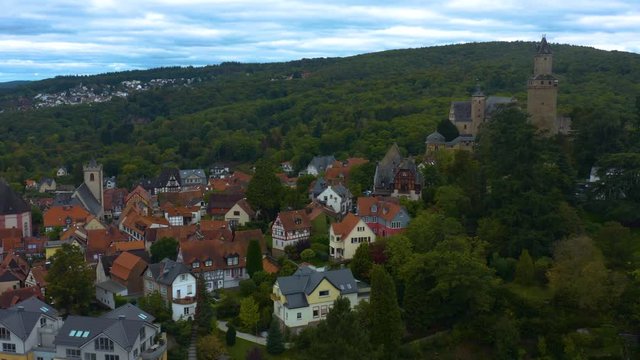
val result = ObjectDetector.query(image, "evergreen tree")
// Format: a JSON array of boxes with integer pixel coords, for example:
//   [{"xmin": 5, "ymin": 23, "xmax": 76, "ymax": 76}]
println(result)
[
  {"xmin": 239, "ymin": 297, "xmax": 260, "ymax": 335},
  {"xmin": 266, "ymin": 318, "xmax": 285, "ymax": 355},
  {"xmin": 350, "ymin": 242, "xmax": 372, "ymax": 281},
  {"xmin": 46, "ymin": 243, "xmax": 94, "ymax": 315},
  {"xmin": 246, "ymin": 239, "xmax": 263, "ymax": 278},
  {"xmin": 369, "ymin": 265, "xmax": 403, "ymax": 359},
  {"xmin": 195, "ymin": 276, "xmax": 215, "ymax": 335},
  {"xmin": 515, "ymin": 249, "xmax": 535, "ymax": 285},
  {"xmin": 247, "ymin": 160, "xmax": 283, "ymax": 221},
  {"xmin": 226, "ymin": 325, "xmax": 237, "ymax": 346}
]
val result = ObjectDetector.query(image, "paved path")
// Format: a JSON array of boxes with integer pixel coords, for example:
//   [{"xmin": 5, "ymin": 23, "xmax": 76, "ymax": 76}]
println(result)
[
  {"xmin": 217, "ymin": 320, "xmax": 267, "ymax": 346},
  {"xmin": 188, "ymin": 324, "xmax": 198, "ymax": 360}
]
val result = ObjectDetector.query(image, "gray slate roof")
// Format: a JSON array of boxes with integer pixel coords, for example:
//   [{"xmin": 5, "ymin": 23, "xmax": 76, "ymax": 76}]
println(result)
[
  {"xmin": 276, "ymin": 267, "xmax": 358, "ymax": 309},
  {"xmin": 307, "ymin": 156, "xmax": 336, "ymax": 172},
  {"xmin": 55, "ymin": 315, "xmax": 145, "ymax": 350},
  {"xmin": 373, "ymin": 144, "xmax": 403, "ymax": 189},
  {"xmin": 537, "ymin": 36, "xmax": 552, "ymax": 54},
  {"xmin": 0, "ymin": 180, "xmax": 30, "ymax": 215},
  {"xmin": 310, "ymin": 177, "xmax": 328, "ymax": 198},
  {"xmin": 10, "ymin": 297, "xmax": 58, "ymax": 318},
  {"xmin": 426, "ymin": 131, "xmax": 446, "ymax": 144},
  {"xmin": 73, "ymin": 183, "xmax": 102, "ymax": 216},
  {"xmin": 102, "ymin": 303, "xmax": 155, "ymax": 324},
  {"xmin": 0, "ymin": 309, "xmax": 40, "ymax": 340},
  {"xmin": 332, "ymin": 184, "xmax": 352, "ymax": 199},
  {"xmin": 148, "ymin": 258, "xmax": 191, "ymax": 286},
  {"xmin": 179, "ymin": 169, "xmax": 206, "ymax": 180}
]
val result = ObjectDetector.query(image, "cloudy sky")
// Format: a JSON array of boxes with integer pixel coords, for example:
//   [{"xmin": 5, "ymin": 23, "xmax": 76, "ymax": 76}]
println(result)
[{"xmin": 1, "ymin": 0, "xmax": 639, "ymax": 81}]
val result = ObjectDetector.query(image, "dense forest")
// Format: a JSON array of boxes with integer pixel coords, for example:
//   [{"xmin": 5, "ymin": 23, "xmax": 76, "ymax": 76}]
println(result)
[{"xmin": 3, "ymin": 41, "xmax": 640, "ymax": 358}]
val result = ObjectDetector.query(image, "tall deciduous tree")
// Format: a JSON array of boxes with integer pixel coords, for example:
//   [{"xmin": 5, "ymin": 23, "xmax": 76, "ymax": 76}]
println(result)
[
  {"xmin": 246, "ymin": 239, "xmax": 263, "ymax": 278},
  {"xmin": 150, "ymin": 237, "xmax": 178, "ymax": 263},
  {"xmin": 266, "ymin": 318, "xmax": 285, "ymax": 355},
  {"xmin": 369, "ymin": 265, "xmax": 403, "ymax": 359},
  {"xmin": 350, "ymin": 242, "xmax": 372, "ymax": 281},
  {"xmin": 46, "ymin": 243, "xmax": 93, "ymax": 315},
  {"xmin": 239, "ymin": 297, "xmax": 260, "ymax": 335},
  {"xmin": 246, "ymin": 159, "xmax": 283, "ymax": 221}
]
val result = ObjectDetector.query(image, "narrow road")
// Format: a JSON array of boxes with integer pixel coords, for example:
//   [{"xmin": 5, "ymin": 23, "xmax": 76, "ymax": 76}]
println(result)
[{"xmin": 217, "ymin": 320, "xmax": 267, "ymax": 346}]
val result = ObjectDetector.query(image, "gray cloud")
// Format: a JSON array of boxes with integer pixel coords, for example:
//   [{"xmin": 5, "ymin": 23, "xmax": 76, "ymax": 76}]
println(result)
[{"xmin": 0, "ymin": 0, "xmax": 639, "ymax": 81}]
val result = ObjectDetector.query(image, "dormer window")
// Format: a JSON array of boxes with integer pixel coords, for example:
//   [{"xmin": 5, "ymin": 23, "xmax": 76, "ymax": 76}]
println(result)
[
  {"xmin": 205, "ymin": 260, "xmax": 212, "ymax": 267},
  {"xmin": 226, "ymin": 256, "xmax": 239, "ymax": 266},
  {"xmin": 192, "ymin": 262, "xmax": 200, "ymax": 269}
]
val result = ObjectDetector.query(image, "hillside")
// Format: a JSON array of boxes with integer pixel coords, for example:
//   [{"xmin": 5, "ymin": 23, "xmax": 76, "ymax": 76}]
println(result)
[{"xmin": 0, "ymin": 41, "xmax": 639, "ymax": 186}]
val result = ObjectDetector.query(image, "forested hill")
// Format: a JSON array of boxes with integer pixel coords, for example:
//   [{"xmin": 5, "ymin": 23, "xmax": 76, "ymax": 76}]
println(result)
[{"xmin": 1, "ymin": 41, "xmax": 639, "ymax": 186}]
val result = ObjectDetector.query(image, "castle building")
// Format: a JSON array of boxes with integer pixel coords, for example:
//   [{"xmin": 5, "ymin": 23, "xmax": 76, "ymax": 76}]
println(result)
[
  {"xmin": 373, "ymin": 144, "xmax": 423, "ymax": 201},
  {"xmin": 448, "ymin": 87, "xmax": 516, "ymax": 138}
]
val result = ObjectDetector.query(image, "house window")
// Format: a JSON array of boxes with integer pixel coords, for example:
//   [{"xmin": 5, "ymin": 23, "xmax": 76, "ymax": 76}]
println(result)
[
  {"xmin": 319, "ymin": 290, "xmax": 329, "ymax": 297},
  {"xmin": 38, "ymin": 357, "xmax": 45, "ymax": 360},
  {"xmin": 0, "ymin": 327, "xmax": 10, "ymax": 339},
  {"xmin": 321, "ymin": 305, "xmax": 328, "ymax": 316},
  {"xmin": 160, "ymin": 287, "xmax": 167, "ymax": 295},
  {"xmin": 84, "ymin": 353, "xmax": 97, "ymax": 360},
  {"xmin": 90, "ymin": 173, "xmax": 95, "ymax": 182},
  {"xmin": 192, "ymin": 262, "xmax": 200, "ymax": 269},
  {"xmin": 40, "ymin": 318, "xmax": 46, "ymax": 327},
  {"xmin": 180, "ymin": 274, "xmax": 186, "ymax": 281},
  {"xmin": 133, "ymin": 349, "xmax": 139, "ymax": 358},
  {"xmin": 187, "ymin": 285, "xmax": 193, "ymax": 295},
  {"xmin": 297, "ymin": 312, "xmax": 302, "ymax": 320},
  {"xmin": 205, "ymin": 260, "xmax": 212, "ymax": 267},
  {"xmin": 66, "ymin": 348, "xmax": 81, "ymax": 358},
  {"xmin": 95, "ymin": 337, "xmax": 114, "ymax": 351},
  {"xmin": 233, "ymin": 211, "xmax": 240, "ymax": 216},
  {"xmin": 2, "ymin": 343, "xmax": 16, "ymax": 353},
  {"xmin": 313, "ymin": 306, "xmax": 319, "ymax": 318},
  {"xmin": 184, "ymin": 307, "xmax": 190, "ymax": 315},
  {"xmin": 104, "ymin": 355, "xmax": 119, "ymax": 360}
]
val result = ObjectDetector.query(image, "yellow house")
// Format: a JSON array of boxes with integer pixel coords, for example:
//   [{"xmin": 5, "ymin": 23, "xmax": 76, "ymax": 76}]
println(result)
[
  {"xmin": 45, "ymin": 240, "xmax": 81, "ymax": 260},
  {"xmin": 224, "ymin": 199, "xmax": 255, "ymax": 228},
  {"xmin": 272, "ymin": 266, "xmax": 366, "ymax": 333},
  {"xmin": 329, "ymin": 213, "xmax": 376, "ymax": 260}
]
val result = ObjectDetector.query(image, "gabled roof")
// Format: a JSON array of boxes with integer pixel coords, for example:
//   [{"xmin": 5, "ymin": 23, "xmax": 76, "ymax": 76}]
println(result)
[
  {"xmin": 156, "ymin": 168, "xmax": 182, "ymax": 187},
  {"xmin": 110, "ymin": 252, "xmax": 147, "ymax": 282},
  {"xmin": 357, "ymin": 197, "xmax": 406, "ymax": 222},
  {"xmin": 179, "ymin": 169, "xmax": 206, "ymax": 180},
  {"xmin": 276, "ymin": 267, "xmax": 358, "ymax": 309},
  {"xmin": 309, "ymin": 177, "xmax": 328, "ymax": 197},
  {"xmin": 426, "ymin": 131, "xmax": 446, "ymax": 144},
  {"xmin": 330, "ymin": 213, "xmax": 362, "ymax": 238},
  {"xmin": 112, "ymin": 241, "xmax": 145, "ymax": 253},
  {"xmin": 102, "ymin": 303, "xmax": 155, "ymax": 323},
  {"xmin": 307, "ymin": 156, "xmax": 336, "ymax": 172},
  {"xmin": 55, "ymin": 313, "xmax": 149, "ymax": 350},
  {"xmin": 0, "ymin": 180, "xmax": 30, "ymax": 215},
  {"xmin": 233, "ymin": 199, "xmax": 255, "ymax": 218},
  {"xmin": 96, "ymin": 279, "xmax": 127, "ymax": 293},
  {"xmin": 147, "ymin": 258, "xmax": 191, "ymax": 286},
  {"xmin": 275, "ymin": 210, "xmax": 311, "ymax": 232},
  {"xmin": 44, "ymin": 205, "xmax": 91, "ymax": 228},
  {"xmin": 208, "ymin": 193, "xmax": 245, "ymax": 213},
  {"xmin": 0, "ymin": 305, "xmax": 42, "ymax": 340},
  {"xmin": 0, "ymin": 287, "xmax": 44, "ymax": 309},
  {"xmin": 10, "ymin": 296, "xmax": 55, "ymax": 317},
  {"xmin": 103, "ymin": 188, "xmax": 128, "ymax": 211},
  {"xmin": 73, "ymin": 183, "xmax": 102, "ymax": 216}
]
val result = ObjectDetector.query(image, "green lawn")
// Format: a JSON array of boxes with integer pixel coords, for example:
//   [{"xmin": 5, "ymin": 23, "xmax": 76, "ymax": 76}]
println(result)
[{"xmin": 216, "ymin": 330, "xmax": 294, "ymax": 360}]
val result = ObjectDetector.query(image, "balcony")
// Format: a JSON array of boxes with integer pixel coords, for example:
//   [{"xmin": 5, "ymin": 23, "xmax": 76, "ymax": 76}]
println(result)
[
  {"xmin": 172, "ymin": 296, "xmax": 196, "ymax": 305},
  {"xmin": 141, "ymin": 333, "xmax": 167, "ymax": 360}
]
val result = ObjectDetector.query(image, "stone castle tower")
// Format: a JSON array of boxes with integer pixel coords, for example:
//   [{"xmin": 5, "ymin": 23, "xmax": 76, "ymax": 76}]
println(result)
[
  {"xmin": 470, "ymin": 86, "xmax": 486, "ymax": 135},
  {"xmin": 527, "ymin": 36, "xmax": 559, "ymax": 134},
  {"xmin": 83, "ymin": 159, "xmax": 104, "ymax": 209}
]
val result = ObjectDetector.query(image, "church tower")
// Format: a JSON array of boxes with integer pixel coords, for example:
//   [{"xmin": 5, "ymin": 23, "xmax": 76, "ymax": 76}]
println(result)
[
  {"xmin": 527, "ymin": 36, "xmax": 558, "ymax": 134},
  {"xmin": 470, "ymin": 86, "xmax": 486, "ymax": 136},
  {"xmin": 83, "ymin": 159, "xmax": 104, "ymax": 209}
]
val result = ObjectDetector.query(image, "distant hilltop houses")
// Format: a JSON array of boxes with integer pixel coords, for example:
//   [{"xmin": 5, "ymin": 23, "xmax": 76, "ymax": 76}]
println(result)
[{"xmin": 26, "ymin": 77, "xmax": 203, "ymax": 110}]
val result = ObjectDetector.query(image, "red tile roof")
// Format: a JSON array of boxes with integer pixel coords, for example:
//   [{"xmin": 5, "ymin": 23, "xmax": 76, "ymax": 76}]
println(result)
[
  {"xmin": 330, "ymin": 213, "xmax": 361, "ymax": 238},
  {"xmin": 110, "ymin": 252, "xmax": 147, "ymax": 282},
  {"xmin": 275, "ymin": 210, "xmax": 311, "ymax": 232},
  {"xmin": 0, "ymin": 286, "xmax": 43, "ymax": 309},
  {"xmin": 357, "ymin": 197, "xmax": 403, "ymax": 222},
  {"xmin": 44, "ymin": 205, "xmax": 91, "ymax": 228}
]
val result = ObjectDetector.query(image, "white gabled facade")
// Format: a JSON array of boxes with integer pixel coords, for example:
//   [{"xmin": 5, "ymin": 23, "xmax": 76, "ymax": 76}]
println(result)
[
  {"xmin": 170, "ymin": 272, "xmax": 197, "ymax": 321},
  {"xmin": 317, "ymin": 186, "xmax": 351, "ymax": 215}
]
